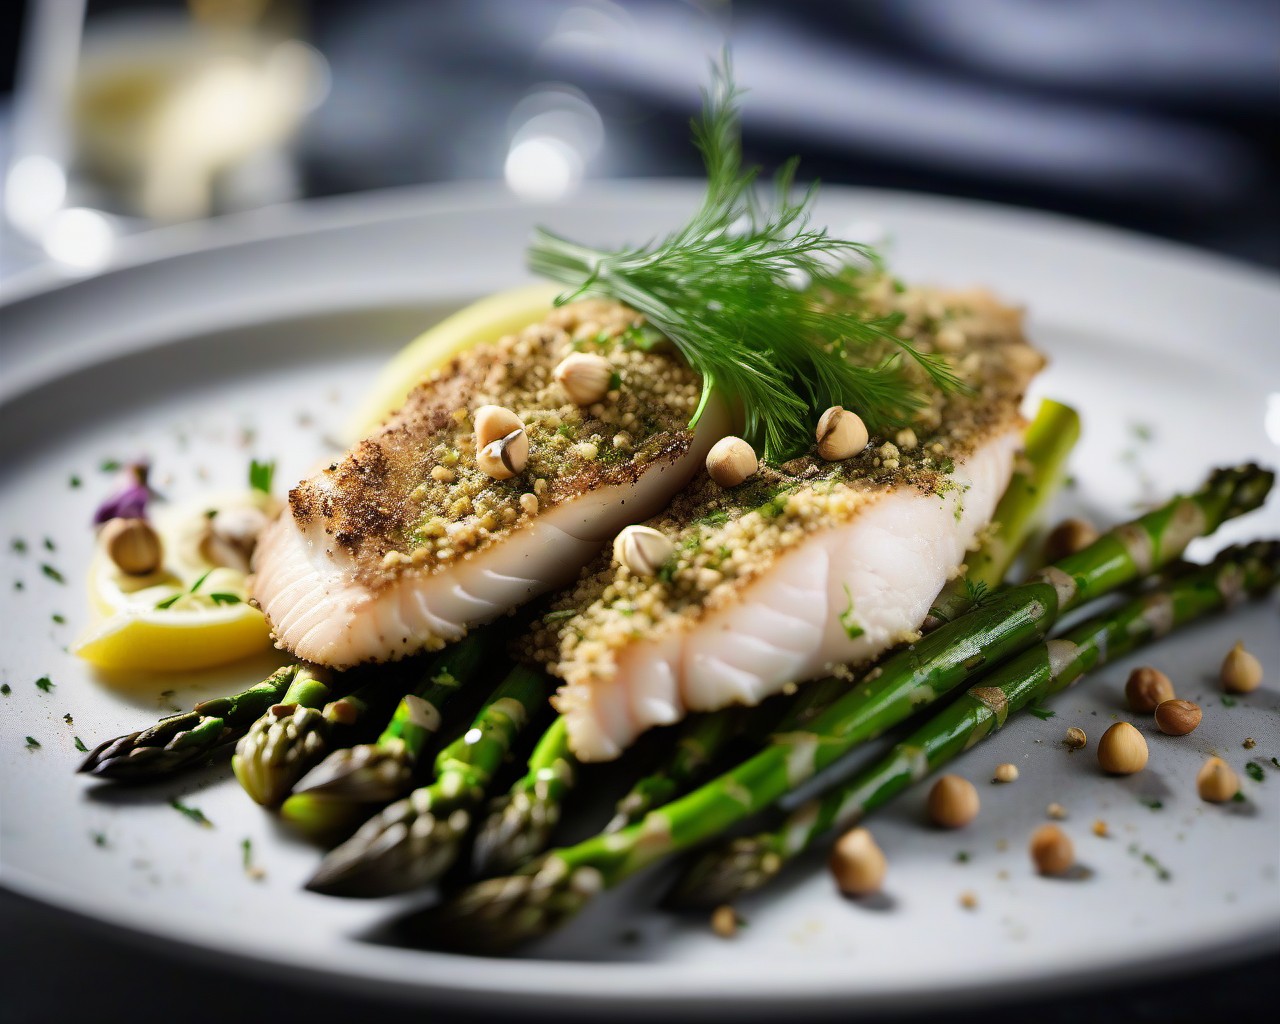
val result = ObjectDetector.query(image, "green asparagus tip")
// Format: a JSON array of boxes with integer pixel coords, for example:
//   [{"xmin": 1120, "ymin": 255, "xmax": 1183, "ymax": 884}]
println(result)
[
  {"xmin": 471, "ymin": 790, "xmax": 563, "ymax": 878},
  {"xmin": 663, "ymin": 834, "xmax": 784, "ymax": 911},
  {"xmin": 305, "ymin": 802, "xmax": 473, "ymax": 898},
  {"xmin": 406, "ymin": 856, "xmax": 604, "ymax": 954},
  {"xmin": 290, "ymin": 744, "xmax": 411, "ymax": 803},
  {"xmin": 233, "ymin": 704, "xmax": 329, "ymax": 807}
]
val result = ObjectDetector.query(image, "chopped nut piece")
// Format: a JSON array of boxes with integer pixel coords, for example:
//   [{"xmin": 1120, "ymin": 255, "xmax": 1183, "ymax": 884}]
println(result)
[
  {"xmin": 1220, "ymin": 641, "xmax": 1263, "ymax": 693},
  {"xmin": 1097, "ymin": 722, "xmax": 1148, "ymax": 775},
  {"xmin": 1029, "ymin": 825, "xmax": 1074, "ymax": 875},
  {"xmin": 705, "ymin": 436, "xmax": 758, "ymax": 488},
  {"xmin": 815, "ymin": 406, "xmax": 869, "ymax": 461},
  {"xmin": 1153, "ymin": 698, "xmax": 1201, "ymax": 736},
  {"xmin": 1092, "ymin": 819, "xmax": 1109, "ymax": 838},
  {"xmin": 1046, "ymin": 802, "xmax": 1067, "ymax": 820},
  {"xmin": 1064, "ymin": 726, "xmax": 1087, "ymax": 749},
  {"xmin": 102, "ymin": 517, "xmax": 163, "ymax": 576},
  {"xmin": 1243, "ymin": 737, "xmax": 1256, "ymax": 750},
  {"xmin": 993, "ymin": 763, "xmax": 1019, "ymax": 783},
  {"xmin": 710, "ymin": 904, "xmax": 739, "ymax": 938},
  {"xmin": 1125, "ymin": 666, "xmax": 1175, "ymax": 713},
  {"xmin": 829, "ymin": 826, "xmax": 887, "ymax": 896},
  {"xmin": 927, "ymin": 775, "xmax": 980, "ymax": 828},
  {"xmin": 1196, "ymin": 757, "xmax": 1240, "ymax": 803},
  {"xmin": 613, "ymin": 525, "xmax": 674, "ymax": 577},
  {"xmin": 959, "ymin": 890, "xmax": 978, "ymax": 910},
  {"xmin": 1042, "ymin": 517, "xmax": 1099, "ymax": 562}
]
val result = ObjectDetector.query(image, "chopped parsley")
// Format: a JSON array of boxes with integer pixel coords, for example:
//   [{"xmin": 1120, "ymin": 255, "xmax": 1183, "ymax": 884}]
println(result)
[
  {"xmin": 171, "ymin": 799, "xmax": 213, "ymax": 827},
  {"xmin": 0, "ymin": 683, "xmax": 10, "ymax": 696},
  {"xmin": 35, "ymin": 676, "xmax": 54, "ymax": 693},
  {"xmin": 542, "ymin": 609, "xmax": 578, "ymax": 624},
  {"xmin": 100, "ymin": 458, "xmax": 122, "ymax": 472},
  {"xmin": 1220, "ymin": 695, "xmax": 1237, "ymax": 708},
  {"xmin": 1271, "ymin": 758, "xmax": 1279, "ymax": 770},
  {"xmin": 92, "ymin": 832, "xmax": 108, "ymax": 847},
  {"xmin": 43, "ymin": 537, "xmax": 55, "ymax": 552},
  {"xmin": 69, "ymin": 475, "xmax": 82, "ymax": 489},
  {"xmin": 839, "ymin": 584, "xmax": 865, "ymax": 640},
  {"xmin": 11, "ymin": 538, "xmax": 26, "ymax": 554},
  {"xmin": 74, "ymin": 736, "xmax": 88, "ymax": 753},
  {"xmin": 1138, "ymin": 796, "xmax": 1163, "ymax": 810},
  {"xmin": 1244, "ymin": 762, "xmax": 1264, "ymax": 783},
  {"xmin": 242, "ymin": 837, "xmax": 253, "ymax": 869},
  {"xmin": 25, "ymin": 736, "xmax": 41, "ymax": 750},
  {"xmin": 51, "ymin": 613, "xmax": 66, "ymax": 624},
  {"xmin": 954, "ymin": 850, "xmax": 971, "ymax": 863},
  {"xmin": 156, "ymin": 569, "xmax": 217, "ymax": 609},
  {"xmin": 40, "ymin": 563, "xmax": 65, "ymax": 584},
  {"xmin": 248, "ymin": 458, "xmax": 276, "ymax": 494},
  {"xmin": 1027, "ymin": 704, "xmax": 1056, "ymax": 721},
  {"xmin": 208, "ymin": 593, "xmax": 242, "ymax": 605},
  {"xmin": 1127, "ymin": 843, "xmax": 1171, "ymax": 882}
]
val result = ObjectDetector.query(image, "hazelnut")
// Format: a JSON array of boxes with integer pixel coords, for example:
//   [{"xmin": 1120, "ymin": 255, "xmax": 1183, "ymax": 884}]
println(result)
[
  {"xmin": 1029, "ymin": 824, "xmax": 1074, "ymax": 876},
  {"xmin": 815, "ymin": 406, "xmax": 869, "ymax": 461},
  {"xmin": 1196, "ymin": 757, "xmax": 1239, "ymax": 803},
  {"xmin": 828, "ymin": 826, "xmax": 887, "ymax": 896},
  {"xmin": 1097, "ymin": 722, "xmax": 1148, "ymax": 775},
  {"xmin": 993, "ymin": 763, "xmax": 1019, "ymax": 783},
  {"xmin": 101, "ymin": 517, "xmax": 163, "ymax": 576},
  {"xmin": 1042, "ymin": 517, "xmax": 1099, "ymax": 563},
  {"xmin": 927, "ymin": 775, "xmax": 980, "ymax": 828},
  {"xmin": 710, "ymin": 904, "xmax": 740, "ymax": 938},
  {"xmin": 1153, "ymin": 698, "xmax": 1202, "ymax": 736},
  {"xmin": 1220, "ymin": 641, "xmax": 1263, "ymax": 694},
  {"xmin": 1064, "ymin": 726, "xmax": 1087, "ymax": 749},
  {"xmin": 554, "ymin": 352, "xmax": 613, "ymax": 406},
  {"xmin": 705, "ymin": 436, "xmax": 757, "ymax": 488},
  {"xmin": 477, "ymin": 428, "xmax": 529, "ymax": 480},
  {"xmin": 613, "ymin": 525, "xmax": 674, "ymax": 577},
  {"xmin": 1125, "ymin": 666, "xmax": 1174, "ymax": 713},
  {"xmin": 473, "ymin": 404, "xmax": 524, "ymax": 449}
]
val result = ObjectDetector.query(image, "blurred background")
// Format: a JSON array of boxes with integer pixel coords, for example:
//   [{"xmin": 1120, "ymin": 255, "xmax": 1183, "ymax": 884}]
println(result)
[{"xmin": 1, "ymin": 0, "xmax": 1277, "ymax": 281}]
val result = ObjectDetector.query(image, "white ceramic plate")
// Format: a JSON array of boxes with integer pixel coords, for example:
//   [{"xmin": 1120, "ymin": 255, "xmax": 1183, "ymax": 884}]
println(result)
[{"xmin": 1, "ymin": 184, "xmax": 1278, "ymax": 1017}]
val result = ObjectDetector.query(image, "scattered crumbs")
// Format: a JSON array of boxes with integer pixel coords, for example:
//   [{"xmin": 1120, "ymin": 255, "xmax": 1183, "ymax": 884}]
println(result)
[
  {"xmin": 51, "ymin": 613, "xmax": 66, "ymax": 625},
  {"xmin": 1242, "ymin": 737, "xmax": 1256, "ymax": 750},
  {"xmin": 10, "ymin": 538, "xmax": 27, "ymax": 554},
  {"xmin": 92, "ymin": 832, "xmax": 108, "ymax": 848},
  {"xmin": 1139, "ymin": 797, "xmax": 1164, "ymax": 811},
  {"xmin": 62, "ymin": 712, "xmax": 72, "ymax": 724},
  {"xmin": 69, "ymin": 475, "xmax": 82, "ymax": 489},
  {"xmin": 996, "ymin": 869, "xmax": 1010, "ymax": 881},
  {"xmin": 35, "ymin": 676, "xmax": 54, "ymax": 693},
  {"xmin": 296, "ymin": 411, "xmax": 314, "ymax": 429},
  {"xmin": 40, "ymin": 563, "xmax": 65, "ymax": 584},
  {"xmin": 994, "ymin": 839, "xmax": 1008, "ymax": 852},
  {"xmin": 171, "ymin": 799, "xmax": 213, "ymax": 828},
  {"xmin": 1220, "ymin": 695, "xmax": 1238, "ymax": 708},
  {"xmin": 1046, "ymin": 802, "xmax": 1067, "ymax": 820},
  {"xmin": 74, "ymin": 736, "xmax": 88, "ymax": 753},
  {"xmin": 1127, "ymin": 843, "xmax": 1172, "ymax": 881},
  {"xmin": 959, "ymin": 891, "xmax": 979, "ymax": 910},
  {"xmin": 241, "ymin": 838, "xmax": 266, "ymax": 881},
  {"xmin": 25, "ymin": 736, "xmax": 41, "ymax": 750},
  {"xmin": 0, "ymin": 683, "xmax": 10, "ymax": 696},
  {"xmin": 99, "ymin": 458, "xmax": 122, "ymax": 472},
  {"xmin": 1093, "ymin": 819, "xmax": 1110, "ymax": 838},
  {"xmin": 954, "ymin": 850, "xmax": 971, "ymax": 864},
  {"xmin": 1244, "ymin": 762, "xmax": 1265, "ymax": 783},
  {"xmin": 1027, "ymin": 704, "xmax": 1055, "ymax": 721},
  {"xmin": 42, "ymin": 537, "xmax": 55, "ymax": 552}
]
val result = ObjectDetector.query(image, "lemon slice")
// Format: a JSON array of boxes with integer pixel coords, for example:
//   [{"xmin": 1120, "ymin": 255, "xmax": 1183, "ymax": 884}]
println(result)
[
  {"xmin": 74, "ymin": 492, "xmax": 276, "ymax": 672},
  {"xmin": 341, "ymin": 282, "xmax": 562, "ymax": 443}
]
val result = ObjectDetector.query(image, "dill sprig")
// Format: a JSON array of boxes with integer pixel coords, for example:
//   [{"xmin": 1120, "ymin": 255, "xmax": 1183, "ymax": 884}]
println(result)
[{"xmin": 528, "ymin": 57, "xmax": 964, "ymax": 461}]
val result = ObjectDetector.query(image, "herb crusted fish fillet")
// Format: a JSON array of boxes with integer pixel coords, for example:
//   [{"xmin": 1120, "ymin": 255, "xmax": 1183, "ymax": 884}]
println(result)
[
  {"xmin": 252, "ymin": 300, "xmax": 731, "ymax": 668},
  {"xmin": 529, "ymin": 282, "xmax": 1044, "ymax": 761}
]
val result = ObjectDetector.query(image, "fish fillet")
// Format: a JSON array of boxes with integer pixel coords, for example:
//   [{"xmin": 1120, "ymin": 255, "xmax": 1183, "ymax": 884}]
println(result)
[
  {"xmin": 252, "ymin": 300, "xmax": 731, "ymax": 668},
  {"xmin": 530, "ymin": 283, "xmax": 1044, "ymax": 760}
]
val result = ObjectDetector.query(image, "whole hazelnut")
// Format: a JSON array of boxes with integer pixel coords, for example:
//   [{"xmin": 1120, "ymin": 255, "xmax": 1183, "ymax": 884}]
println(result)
[
  {"xmin": 1125, "ymin": 666, "xmax": 1174, "ymax": 713},
  {"xmin": 815, "ymin": 406, "xmax": 869, "ymax": 461},
  {"xmin": 1153, "ymin": 698, "xmax": 1202, "ymax": 736}
]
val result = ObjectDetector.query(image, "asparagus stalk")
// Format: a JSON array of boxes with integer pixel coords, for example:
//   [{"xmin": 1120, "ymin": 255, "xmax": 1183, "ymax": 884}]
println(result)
[
  {"xmin": 668, "ymin": 540, "xmax": 1280, "ymax": 908},
  {"xmin": 232, "ymin": 667, "xmax": 385, "ymax": 807},
  {"xmin": 281, "ymin": 635, "xmax": 488, "ymax": 839},
  {"xmin": 604, "ymin": 398, "xmax": 1081, "ymax": 831},
  {"xmin": 78, "ymin": 663, "xmax": 302, "ymax": 780},
  {"xmin": 305, "ymin": 665, "xmax": 551, "ymax": 897},
  {"xmin": 471, "ymin": 716, "xmax": 577, "ymax": 876},
  {"xmin": 418, "ymin": 463, "xmax": 1273, "ymax": 951}
]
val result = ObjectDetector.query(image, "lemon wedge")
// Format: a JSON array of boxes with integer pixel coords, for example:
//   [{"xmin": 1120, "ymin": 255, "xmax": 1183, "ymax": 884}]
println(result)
[
  {"xmin": 74, "ymin": 492, "xmax": 276, "ymax": 672},
  {"xmin": 341, "ymin": 282, "xmax": 562, "ymax": 444}
]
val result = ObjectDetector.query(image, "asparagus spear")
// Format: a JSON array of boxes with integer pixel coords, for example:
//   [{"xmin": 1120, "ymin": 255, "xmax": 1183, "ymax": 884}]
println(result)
[
  {"xmin": 667, "ymin": 540, "xmax": 1280, "ymax": 908},
  {"xmin": 418, "ymin": 463, "xmax": 1272, "ymax": 951},
  {"xmin": 471, "ymin": 716, "xmax": 577, "ymax": 876},
  {"xmin": 232, "ymin": 668, "xmax": 384, "ymax": 808},
  {"xmin": 305, "ymin": 665, "xmax": 551, "ymax": 897},
  {"xmin": 604, "ymin": 398, "xmax": 1081, "ymax": 831},
  {"xmin": 281, "ymin": 635, "xmax": 488, "ymax": 839},
  {"xmin": 78, "ymin": 663, "xmax": 302, "ymax": 780}
]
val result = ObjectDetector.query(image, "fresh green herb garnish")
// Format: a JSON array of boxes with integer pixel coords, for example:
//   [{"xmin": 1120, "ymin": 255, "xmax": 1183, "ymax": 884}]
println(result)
[
  {"xmin": 11, "ymin": 538, "xmax": 26, "ymax": 554},
  {"xmin": 155, "ymin": 593, "xmax": 181, "ymax": 610},
  {"xmin": 839, "ymin": 583, "xmax": 865, "ymax": 640},
  {"xmin": 208, "ymin": 593, "xmax": 242, "ymax": 605},
  {"xmin": 1245, "ymin": 762, "xmax": 1264, "ymax": 782},
  {"xmin": 1231, "ymin": 791, "xmax": 1246, "ymax": 803},
  {"xmin": 0, "ymin": 684, "xmax": 9, "ymax": 695},
  {"xmin": 242, "ymin": 837, "xmax": 253, "ymax": 869},
  {"xmin": 248, "ymin": 458, "xmax": 276, "ymax": 494},
  {"xmin": 42, "ymin": 537, "xmax": 55, "ymax": 552},
  {"xmin": 171, "ymin": 799, "xmax": 212, "ymax": 827},
  {"xmin": 962, "ymin": 578, "xmax": 991, "ymax": 606},
  {"xmin": 1220, "ymin": 695, "xmax": 1237, "ymax": 707},
  {"xmin": 954, "ymin": 851, "xmax": 971, "ymax": 863},
  {"xmin": 69, "ymin": 475, "xmax": 82, "ymax": 489},
  {"xmin": 74, "ymin": 736, "xmax": 88, "ymax": 753},
  {"xmin": 1139, "ymin": 797, "xmax": 1163, "ymax": 810},
  {"xmin": 40, "ymin": 563, "xmax": 65, "ymax": 584},
  {"xmin": 156, "ymin": 569, "xmax": 218, "ymax": 609},
  {"xmin": 100, "ymin": 458, "xmax": 122, "ymax": 472},
  {"xmin": 35, "ymin": 676, "xmax": 53, "ymax": 693},
  {"xmin": 542, "ymin": 608, "xmax": 578, "ymax": 624},
  {"xmin": 1271, "ymin": 757, "xmax": 1280, "ymax": 770},
  {"xmin": 92, "ymin": 832, "xmax": 108, "ymax": 847},
  {"xmin": 1027, "ymin": 705, "xmax": 1056, "ymax": 721},
  {"xmin": 25, "ymin": 736, "xmax": 41, "ymax": 750},
  {"xmin": 51, "ymin": 613, "xmax": 66, "ymax": 624},
  {"xmin": 526, "ymin": 57, "xmax": 964, "ymax": 461},
  {"xmin": 1127, "ymin": 843, "xmax": 1171, "ymax": 881}
]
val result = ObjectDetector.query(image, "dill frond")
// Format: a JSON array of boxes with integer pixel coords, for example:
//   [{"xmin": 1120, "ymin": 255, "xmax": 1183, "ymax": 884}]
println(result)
[{"xmin": 527, "ymin": 56, "xmax": 965, "ymax": 462}]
